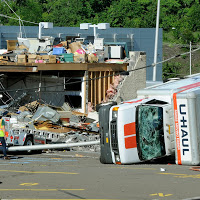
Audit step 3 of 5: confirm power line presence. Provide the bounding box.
[0,14,39,25]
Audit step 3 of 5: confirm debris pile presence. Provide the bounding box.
[0,38,128,65]
[1,100,100,153]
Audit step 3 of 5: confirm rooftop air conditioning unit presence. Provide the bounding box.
[110,46,123,59]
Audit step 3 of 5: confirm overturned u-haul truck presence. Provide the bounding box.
[99,73,200,165]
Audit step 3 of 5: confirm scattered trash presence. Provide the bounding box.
[160,168,166,172]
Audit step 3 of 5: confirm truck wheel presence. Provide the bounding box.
[24,136,33,154]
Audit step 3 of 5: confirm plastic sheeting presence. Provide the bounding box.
[137,105,165,161]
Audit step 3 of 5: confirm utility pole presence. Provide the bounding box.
[153,0,160,81]
[190,41,192,75]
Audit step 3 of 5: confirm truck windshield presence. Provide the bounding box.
[136,105,166,161]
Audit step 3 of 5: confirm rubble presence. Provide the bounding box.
[0,99,100,153]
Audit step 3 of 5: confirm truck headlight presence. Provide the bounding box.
[112,107,119,119]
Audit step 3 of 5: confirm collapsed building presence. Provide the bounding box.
[0,25,162,151]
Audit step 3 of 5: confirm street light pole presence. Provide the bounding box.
[90,24,98,39]
[190,41,192,75]
[153,0,160,81]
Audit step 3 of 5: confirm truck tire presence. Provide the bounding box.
[24,136,33,154]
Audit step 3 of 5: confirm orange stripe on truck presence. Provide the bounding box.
[125,136,137,149]
[124,122,137,149]
[173,93,182,165]
[124,122,136,136]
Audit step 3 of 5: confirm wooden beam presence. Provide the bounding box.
[103,71,106,101]
[0,66,38,72]
[112,72,115,83]
[98,71,102,104]
[36,63,88,71]
[0,62,33,66]
[0,63,128,72]
[94,72,97,107]
[87,63,128,71]
[36,63,127,71]
[83,74,87,114]
[90,72,94,105]
[108,71,111,88]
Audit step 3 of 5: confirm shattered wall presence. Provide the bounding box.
[3,74,64,106]
[1,71,86,110]
[113,51,146,103]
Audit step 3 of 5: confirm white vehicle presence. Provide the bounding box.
[99,73,200,165]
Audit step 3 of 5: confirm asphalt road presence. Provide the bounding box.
[0,150,200,200]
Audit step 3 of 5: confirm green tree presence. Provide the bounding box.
[42,0,95,26]
[0,0,43,26]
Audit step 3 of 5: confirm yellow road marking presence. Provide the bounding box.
[20,183,39,186]
[0,170,78,175]
[150,193,173,197]
[158,193,164,197]
[112,166,156,170]
[159,173,185,175]
[75,154,84,157]
[165,194,173,197]
[150,193,158,196]
[159,172,200,179]
[0,189,84,191]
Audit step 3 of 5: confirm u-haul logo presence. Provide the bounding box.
[173,82,200,165]
[175,99,192,164]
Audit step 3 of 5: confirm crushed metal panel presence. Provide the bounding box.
[32,106,60,122]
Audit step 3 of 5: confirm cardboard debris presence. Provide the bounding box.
[28,54,37,63]
[88,53,98,63]
[42,55,56,63]
[69,42,82,54]
[7,40,18,51]
[60,41,68,47]
[17,54,27,63]
[18,44,29,50]
[73,53,86,63]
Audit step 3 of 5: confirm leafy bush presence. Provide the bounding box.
[162,62,181,81]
